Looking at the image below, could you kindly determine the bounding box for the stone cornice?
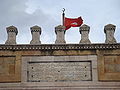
[0,43,120,51]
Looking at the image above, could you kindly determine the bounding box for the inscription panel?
[27,61,92,82]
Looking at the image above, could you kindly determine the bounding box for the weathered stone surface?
[104,24,117,44]
[0,56,20,82]
[27,61,92,82]
[22,55,98,84]
[0,23,120,89]
[30,25,41,44]
[0,82,120,90]
[55,25,66,44]
[0,44,120,51]
[97,50,120,81]
[0,44,120,89]
[104,56,120,73]
[0,57,15,75]
[79,24,91,44]
[5,26,18,45]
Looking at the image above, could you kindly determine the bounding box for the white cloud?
[0,0,58,44]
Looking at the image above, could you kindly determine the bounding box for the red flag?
[64,17,83,30]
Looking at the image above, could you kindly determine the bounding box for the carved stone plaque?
[27,61,92,82]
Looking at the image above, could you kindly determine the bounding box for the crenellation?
[6,26,18,35]
[79,24,91,44]
[5,26,18,45]
[30,25,41,44]
[55,25,66,44]
[1,24,119,44]
[104,24,117,44]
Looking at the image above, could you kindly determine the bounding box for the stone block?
[98,54,120,81]
[22,55,98,85]
[79,24,91,44]
[5,26,18,45]
[30,25,41,44]
[27,61,92,82]
[0,56,20,82]
[55,25,66,44]
[104,24,117,43]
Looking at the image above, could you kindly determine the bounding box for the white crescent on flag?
[71,22,78,25]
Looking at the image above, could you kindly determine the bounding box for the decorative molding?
[0,43,120,51]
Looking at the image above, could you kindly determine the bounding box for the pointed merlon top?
[55,25,65,29]
[79,24,90,34]
[81,24,90,28]
[104,24,116,33]
[30,25,41,30]
[105,24,116,27]
[6,25,18,35]
[30,25,41,34]
[6,25,17,30]
[55,25,66,34]
[80,24,90,30]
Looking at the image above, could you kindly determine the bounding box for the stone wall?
[0,24,120,89]
[0,44,120,90]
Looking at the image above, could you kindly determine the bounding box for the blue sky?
[0,0,120,44]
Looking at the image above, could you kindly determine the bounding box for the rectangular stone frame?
[0,56,21,82]
[21,55,98,86]
[98,54,120,81]
[28,61,92,82]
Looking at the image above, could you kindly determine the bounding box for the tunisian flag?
[64,17,83,30]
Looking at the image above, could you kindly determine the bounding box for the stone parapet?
[3,24,118,44]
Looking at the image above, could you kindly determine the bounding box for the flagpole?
[62,8,65,26]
